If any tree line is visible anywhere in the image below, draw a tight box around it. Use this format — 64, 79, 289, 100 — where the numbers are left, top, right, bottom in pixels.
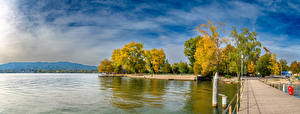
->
99, 20, 300, 77
98, 42, 191, 74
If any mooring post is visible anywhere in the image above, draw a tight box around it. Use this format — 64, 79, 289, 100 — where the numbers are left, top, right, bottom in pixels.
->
236, 93, 239, 114
212, 72, 219, 107
218, 94, 227, 108
229, 105, 232, 114
283, 84, 286, 92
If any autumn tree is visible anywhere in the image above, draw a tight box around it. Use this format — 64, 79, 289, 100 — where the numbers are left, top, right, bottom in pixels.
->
193, 62, 201, 75
111, 49, 123, 73
194, 35, 217, 76
98, 59, 114, 73
269, 53, 280, 75
144, 48, 166, 73
194, 20, 226, 76
111, 42, 146, 73
248, 61, 255, 74
184, 35, 202, 67
290, 61, 300, 74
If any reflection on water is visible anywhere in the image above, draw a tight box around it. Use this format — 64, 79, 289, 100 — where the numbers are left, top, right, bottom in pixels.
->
99, 77, 238, 113
99, 77, 168, 110
0, 74, 238, 114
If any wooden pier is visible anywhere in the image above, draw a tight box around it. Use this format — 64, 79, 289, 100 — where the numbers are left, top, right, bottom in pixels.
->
239, 79, 300, 114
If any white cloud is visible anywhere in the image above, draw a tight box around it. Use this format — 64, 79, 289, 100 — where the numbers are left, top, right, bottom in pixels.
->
0, 0, 298, 66
259, 33, 300, 64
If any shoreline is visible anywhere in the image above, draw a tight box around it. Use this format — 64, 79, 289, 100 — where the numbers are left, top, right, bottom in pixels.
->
100, 74, 198, 81
100, 74, 241, 82
260, 78, 300, 85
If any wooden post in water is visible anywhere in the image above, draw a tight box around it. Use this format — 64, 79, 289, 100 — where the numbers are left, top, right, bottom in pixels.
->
236, 93, 239, 114
229, 105, 232, 114
212, 72, 219, 107
283, 84, 286, 92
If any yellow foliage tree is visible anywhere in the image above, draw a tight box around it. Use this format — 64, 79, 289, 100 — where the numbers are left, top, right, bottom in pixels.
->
194, 20, 226, 76
269, 53, 280, 75
144, 48, 166, 73
111, 49, 123, 73
248, 61, 255, 74
111, 49, 122, 65
194, 35, 218, 76
98, 59, 114, 73
193, 62, 201, 75
110, 42, 146, 73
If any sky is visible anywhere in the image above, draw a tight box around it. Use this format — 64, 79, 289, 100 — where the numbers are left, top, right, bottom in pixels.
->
0, 0, 299, 66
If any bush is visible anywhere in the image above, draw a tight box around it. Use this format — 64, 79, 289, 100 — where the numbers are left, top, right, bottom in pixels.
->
225, 75, 231, 79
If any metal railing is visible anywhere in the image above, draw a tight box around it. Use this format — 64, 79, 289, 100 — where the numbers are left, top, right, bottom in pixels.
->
259, 78, 300, 96
222, 79, 245, 114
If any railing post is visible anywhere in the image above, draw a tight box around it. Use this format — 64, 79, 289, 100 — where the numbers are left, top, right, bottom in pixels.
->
283, 84, 286, 92
229, 105, 232, 114
236, 93, 239, 114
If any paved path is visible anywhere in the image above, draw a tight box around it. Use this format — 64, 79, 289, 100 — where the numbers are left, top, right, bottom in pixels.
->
239, 80, 300, 114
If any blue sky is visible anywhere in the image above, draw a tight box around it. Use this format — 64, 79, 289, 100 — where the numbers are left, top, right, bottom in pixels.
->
0, 0, 299, 65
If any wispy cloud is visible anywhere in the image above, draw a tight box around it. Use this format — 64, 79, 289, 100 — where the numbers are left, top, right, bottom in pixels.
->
0, 0, 299, 65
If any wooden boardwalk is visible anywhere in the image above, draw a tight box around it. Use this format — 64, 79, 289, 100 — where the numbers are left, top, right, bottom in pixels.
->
239, 80, 300, 114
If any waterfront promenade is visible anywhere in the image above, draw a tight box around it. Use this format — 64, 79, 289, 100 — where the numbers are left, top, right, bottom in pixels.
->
239, 79, 300, 114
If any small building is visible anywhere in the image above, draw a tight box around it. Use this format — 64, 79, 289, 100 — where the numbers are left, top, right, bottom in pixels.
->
281, 71, 292, 77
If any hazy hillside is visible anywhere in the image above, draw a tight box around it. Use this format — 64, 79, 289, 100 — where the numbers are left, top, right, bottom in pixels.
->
0, 62, 97, 73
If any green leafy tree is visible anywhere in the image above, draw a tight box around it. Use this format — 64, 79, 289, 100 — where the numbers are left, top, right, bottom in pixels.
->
255, 54, 272, 76
172, 63, 179, 74
279, 59, 289, 71
220, 44, 236, 75
231, 27, 261, 77
184, 35, 202, 67
188, 65, 193, 74
161, 60, 172, 73
178, 62, 189, 74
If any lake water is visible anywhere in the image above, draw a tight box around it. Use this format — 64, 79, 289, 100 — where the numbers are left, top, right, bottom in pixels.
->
0, 73, 238, 114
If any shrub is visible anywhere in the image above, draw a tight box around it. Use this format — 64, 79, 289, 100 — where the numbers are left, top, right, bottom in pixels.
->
225, 75, 231, 79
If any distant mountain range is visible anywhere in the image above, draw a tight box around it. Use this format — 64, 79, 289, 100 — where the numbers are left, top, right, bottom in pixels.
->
0, 62, 97, 73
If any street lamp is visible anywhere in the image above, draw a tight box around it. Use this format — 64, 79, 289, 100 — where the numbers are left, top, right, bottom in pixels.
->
241, 54, 243, 79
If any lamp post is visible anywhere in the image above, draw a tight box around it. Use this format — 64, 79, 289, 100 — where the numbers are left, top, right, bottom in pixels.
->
241, 54, 243, 79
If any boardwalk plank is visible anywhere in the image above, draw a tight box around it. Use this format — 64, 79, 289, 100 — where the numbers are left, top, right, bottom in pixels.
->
239, 80, 300, 114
